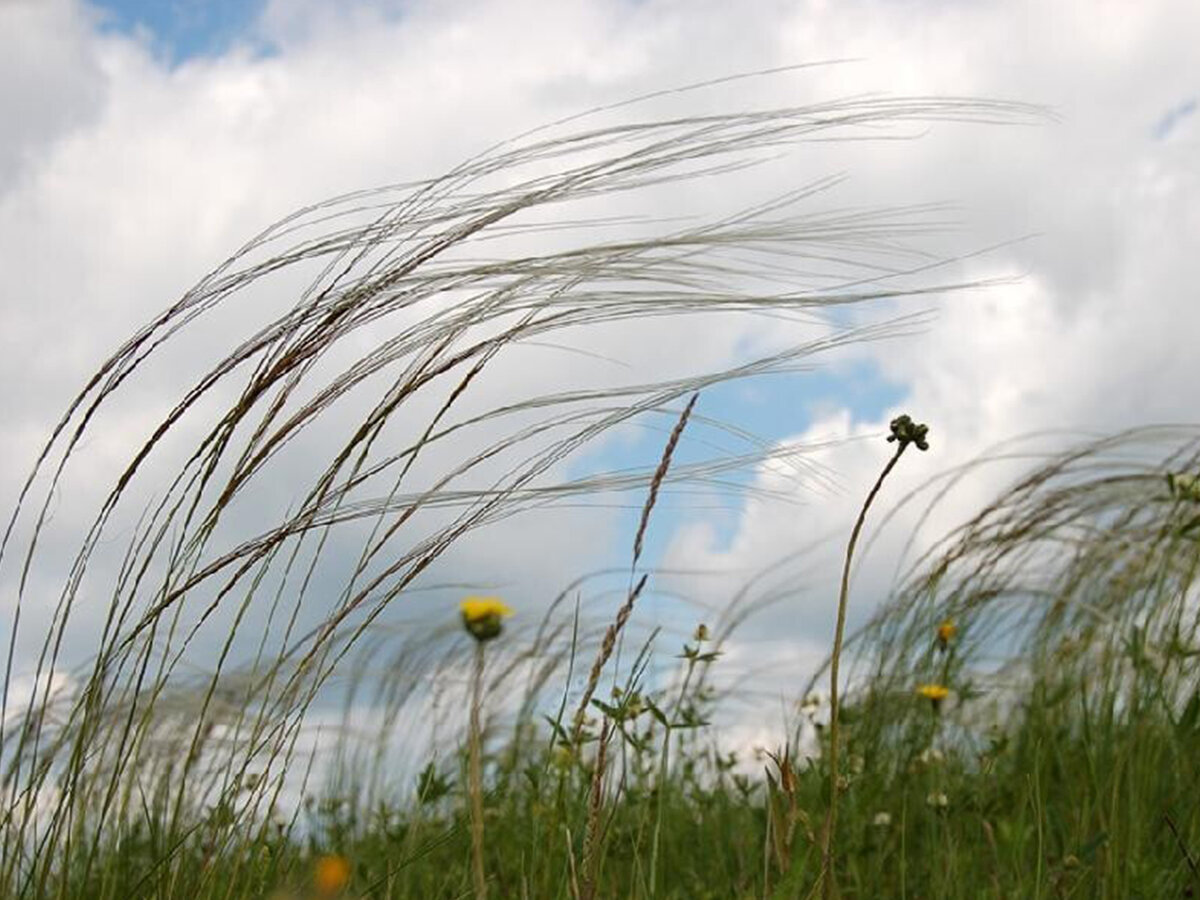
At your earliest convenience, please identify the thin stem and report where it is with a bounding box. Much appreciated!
[469,641,488,900]
[821,441,907,899]
[650,652,699,895]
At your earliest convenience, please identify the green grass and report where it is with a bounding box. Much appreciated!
[10,426,1200,899]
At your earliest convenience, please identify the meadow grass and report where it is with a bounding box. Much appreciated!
[21,426,1200,900]
[6,79,1193,898]
[10,424,1200,900]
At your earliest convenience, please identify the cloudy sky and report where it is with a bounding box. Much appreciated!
[1,0,1197,746]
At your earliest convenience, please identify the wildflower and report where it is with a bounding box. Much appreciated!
[918,746,945,767]
[462,597,507,897]
[936,618,957,650]
[872,811,892,828]
[460,595,513,642]
[925,791,949,810]
[916,683,949,711]
[313,855,351,896]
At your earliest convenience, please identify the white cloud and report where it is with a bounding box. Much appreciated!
[0,0,106,187]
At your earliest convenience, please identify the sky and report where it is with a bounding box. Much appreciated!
[1,0,1198,759]
[91,0,267,60]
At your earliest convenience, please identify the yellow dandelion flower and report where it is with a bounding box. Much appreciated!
[460,595,513,642]
[313,855,351,896]
[936,619,957,648]
[916,683,949,711]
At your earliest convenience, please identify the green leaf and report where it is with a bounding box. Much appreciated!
[542,715,570,743]
[590,698,622,719]
[644,697,670,728]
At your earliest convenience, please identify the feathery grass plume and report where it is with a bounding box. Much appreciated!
[0,69,1043,895]
[819,413,928,899]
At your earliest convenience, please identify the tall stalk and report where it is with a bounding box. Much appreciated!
[820,414,928,899]
[460,595,512,900]
[468,641,488,900]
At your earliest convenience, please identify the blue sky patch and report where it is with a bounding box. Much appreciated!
[89,0,268,63]
[571,361,905,570]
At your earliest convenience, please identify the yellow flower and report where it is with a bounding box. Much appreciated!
[916,683,949,709]
[460,595,513,642]
[936,619,957,648]
[313,855,351,896]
